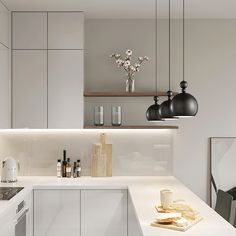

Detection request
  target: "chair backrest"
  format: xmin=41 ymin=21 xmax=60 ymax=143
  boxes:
xmin=234 ymin=207 xmax=236 ymax=228
xmin=215 ymin=189 xmax=233 ymax=222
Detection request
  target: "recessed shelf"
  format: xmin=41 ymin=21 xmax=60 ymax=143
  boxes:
xmin=84 ymin=125 xmax=178 ymax=129
xmin=84 ymin=91 xmax=178 ymax=97
xmin=84 ymin=92 xmax=179 ymax=130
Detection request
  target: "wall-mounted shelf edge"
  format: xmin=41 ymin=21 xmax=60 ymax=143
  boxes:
xmin=84 ymin=125 xmax=178 ymax=129
xmin=84 ymin=91 xmax=178 ymax=97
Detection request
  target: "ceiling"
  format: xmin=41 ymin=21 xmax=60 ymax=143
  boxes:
xmin=2 ymin=0 xmax=236 ymax=19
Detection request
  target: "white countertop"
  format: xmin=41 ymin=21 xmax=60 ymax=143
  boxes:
xmin=0 ymin=176 xmax=235 ymax=236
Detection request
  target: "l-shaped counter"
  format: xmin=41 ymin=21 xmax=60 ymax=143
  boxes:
xmin=0 ymin=176 xmax=235 ymax=236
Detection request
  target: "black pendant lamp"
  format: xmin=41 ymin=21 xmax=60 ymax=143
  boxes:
xmin=146 ymin=0 xmax=163 ymax=122
xmin=170 ymin=0 xmax=198 ymax=117
xmin=160 ymin=0 xmax=178 ymax=120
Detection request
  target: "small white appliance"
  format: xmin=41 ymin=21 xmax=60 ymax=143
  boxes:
xmin=1 ymin=157 xmax=19 ymax=183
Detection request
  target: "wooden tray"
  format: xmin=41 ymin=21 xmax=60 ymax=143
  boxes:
xmin=151 ymin=215 xmax=203 ymax=232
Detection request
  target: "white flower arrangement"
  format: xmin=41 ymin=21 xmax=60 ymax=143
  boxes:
xmin=110 ymin=49 xmax=149 ymax=80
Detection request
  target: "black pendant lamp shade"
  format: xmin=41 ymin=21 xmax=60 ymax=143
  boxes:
xmin=160 ymin=91 xmax=176 ymax=120
xmin=171 ymin=81 xmax=198 ymax=117
xmin=146 ymin=96 xmax=163 ymax=122
xmin=171 ymin=0 xmax=198 ymax=118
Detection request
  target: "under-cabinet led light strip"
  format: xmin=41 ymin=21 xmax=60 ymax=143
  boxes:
xmin=0 ymin=129 xmax=173 ymax=134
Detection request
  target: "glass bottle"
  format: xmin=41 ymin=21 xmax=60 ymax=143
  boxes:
xmin=56 ymin=159 xmax=62 ymax=178
xmin=76 ymin=160 xmax=82 ymax=177
xmin=62 ymin=150 xmax=67 ymax=177
xmin=66 ymin=158 xmax=72 ymax=178
xmin=73 ymin=162 xmax=77 ymax=178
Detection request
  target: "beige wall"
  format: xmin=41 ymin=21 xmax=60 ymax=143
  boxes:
xmin=173 ymin=19 xmax=236 ymax=203
xmin=84 ymin=19 xmax=181 ymax=126
xmin=85 ymin=18 xmax=236 ymax=203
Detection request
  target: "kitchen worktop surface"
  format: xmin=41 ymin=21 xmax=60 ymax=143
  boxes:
xmin=0 ymin=176 xmax=235 ymax=236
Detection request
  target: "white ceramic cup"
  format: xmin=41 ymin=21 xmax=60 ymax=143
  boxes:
xmin=160 ymin=189 xmax=173 ymax=209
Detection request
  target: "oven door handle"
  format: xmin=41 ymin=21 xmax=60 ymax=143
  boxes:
xmin=13 ymin=207 xmax=29 ymax=224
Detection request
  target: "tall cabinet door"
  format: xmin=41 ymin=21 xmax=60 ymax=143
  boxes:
xmin=0 ymin=1 xmax=10 ymax=129
xmin=81 ymin=190 xmax=128 ymax=236
xmin=34 ymin=190 xmax=80 ymax=236
xmin=12 ymin=50 xmax=47 ymax=128
xmin=0 ymin=44 xmax=10 ymax=128
xmin=12 ymin=12 xmax=47 ymax=128
xmin=48 ymin=12 xmax=84 ymax=49
xmin=0 ymin=2 xmax=9 ymax=48
xmin=12 ymin=12 xmax=47 ymax=49
xmin=48 ymin=50 xmax=84 ymax=128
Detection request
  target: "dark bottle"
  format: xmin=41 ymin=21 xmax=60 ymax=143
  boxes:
xmin=73 ymin=162 xmax=77 ymax=178
xmin=62 ymin=150 xmax=67 ymax=177
xmin=76 ymin=160 xmax=82 ymax=177
xmin=66 ymin=158 xmax=72 ymax=178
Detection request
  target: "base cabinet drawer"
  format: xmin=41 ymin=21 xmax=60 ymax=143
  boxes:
xmin=34 ymin=190 xmax=80 ymax=236
xmin=81 ymin=189 xmax=127 ymax=236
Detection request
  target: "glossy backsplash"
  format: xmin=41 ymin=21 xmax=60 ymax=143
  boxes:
xmin=0 ymin=129 xmax=174 ymax=176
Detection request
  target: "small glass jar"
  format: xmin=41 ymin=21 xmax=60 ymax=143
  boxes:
xmin=111 ymin=106 xmax=122 ymax=126
xmin=94 ymin=106 xmax=104 ymax=126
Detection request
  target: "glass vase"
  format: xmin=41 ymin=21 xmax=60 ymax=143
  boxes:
xmin=125 ymin=78 xmax=135 ymax=93
xmin=111 ymin=106 xmax=122 ymax=126
xmin=94 ymin=106 xmax=104 ymax=126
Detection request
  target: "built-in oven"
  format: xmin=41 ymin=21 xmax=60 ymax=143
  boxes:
xmin=14 ymin=201 xmax=29 ymax=236
xmin=0 ymin=188 xmax=31 ymax=236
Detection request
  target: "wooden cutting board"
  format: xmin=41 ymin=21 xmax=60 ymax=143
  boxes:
xmin=105 ymin=143 xmax=112 ymax=176
xmin=151 ymin=215 xmax=203 ymax=232
xmin=91 ymin=133 xmax=112 ymax=177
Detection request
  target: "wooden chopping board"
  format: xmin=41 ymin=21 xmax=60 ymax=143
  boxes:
xmin=91 ymin=133 xmax=112 ymax=177
xmin=151 ymin=215 xmax=203 ymax=232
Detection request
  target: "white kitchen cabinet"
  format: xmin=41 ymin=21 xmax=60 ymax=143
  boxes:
xmin=48 ymin=50 xmax=84 ymax=128
xmin=128 ymin=193 xmax=143 ymax=236
xmin=11 ymin=11 xmax=84 ymax=129
xmin=27 ymin=190 xmax=34 ymax=236
xmin=0 ymin=44 xmax=10 ymax=128
xmin=34 ymin=190 xmax=80 ymax=236
xmin=81 ymin=189 xmax=127 ymax=236
xmin=0 ymin=2 xmax=9 ymax=48
xmin=12 ymin=50 xmax=47 ymax=128
xmin=48 ymin=12 xmax=84 ymax=49
xmin=0 ymin=191 xmax=32 ymax=236
xmin=0 ymin=2 xmax=10 ymax=129
xmin=0 ymin=221 xmax=15 ymax=236
xmin=12 ymin=12 xmax=47 ymax=49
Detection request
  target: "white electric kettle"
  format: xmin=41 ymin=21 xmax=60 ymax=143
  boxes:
xmin=1 ymin=157 xmax=19 ymax=183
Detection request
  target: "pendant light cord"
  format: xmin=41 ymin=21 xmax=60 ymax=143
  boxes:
xmin=155 ymin=0 xmax=158 ymax=96
xmin=183 ymin=0 xmax=185 ymax=82
xmin=168 ymin=0 xmax=171 ymax=91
